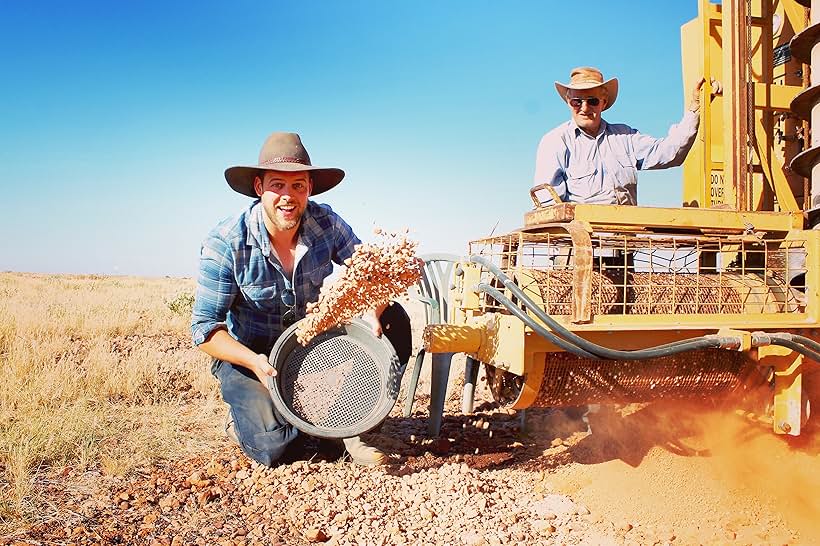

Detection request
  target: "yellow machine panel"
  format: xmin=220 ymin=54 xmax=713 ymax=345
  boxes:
xmin=681 ymin=0 xmax=807 ymax=212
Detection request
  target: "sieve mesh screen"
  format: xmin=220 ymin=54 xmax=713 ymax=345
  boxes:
xmin=280 ymin=334 xmax=382 ymax=428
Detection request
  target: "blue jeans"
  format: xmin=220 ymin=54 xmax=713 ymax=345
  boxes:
xmin=211 ymin=302 xmax=412 ymax=466
xmin=211 ymin=358 xmax=300 ymax=466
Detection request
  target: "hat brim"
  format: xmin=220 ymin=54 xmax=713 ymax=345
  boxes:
xmin=554 ymin=77 xmax=619 ymax=110
xmin=224 ymin=163 xmax=345 ymax=198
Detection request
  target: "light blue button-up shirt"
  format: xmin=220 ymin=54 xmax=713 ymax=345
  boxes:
xmin=532 ymin=111 xmax=699 ymax=205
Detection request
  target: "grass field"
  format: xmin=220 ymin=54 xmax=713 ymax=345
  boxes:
xmin=0 ymin=272 xmax=222 ymax=532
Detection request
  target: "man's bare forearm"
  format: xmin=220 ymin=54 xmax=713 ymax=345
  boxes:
xmin=199 ymin=328 xmax=275 ymax=380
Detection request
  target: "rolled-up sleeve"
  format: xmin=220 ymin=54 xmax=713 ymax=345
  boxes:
xmin=533 ymin=129 xmax=569 ymax=205
xmin=632 ymin=111 xmax=700 ymax=170
xmin=191 ymin=235 xmax=237 ymax=346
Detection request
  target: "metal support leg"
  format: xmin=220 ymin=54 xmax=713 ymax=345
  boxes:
xmin=774 ymin=362 xmax=804 ymax=436
xmin=428 ymin=352 xmax=454 ymax=436
xmin=761 ymin=346 xmax=805 ymax=436
xmin=402 ymin=349 xmax=426 ymax=417
xmin=461 ymin=357 xmax=480 ymax=414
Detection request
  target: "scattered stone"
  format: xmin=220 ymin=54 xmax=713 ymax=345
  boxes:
xmin=618 ymin=522 xmax=633 ymax=533
xmin=532 ymin=520 xmax=557 ymax=536
xmin=304 ymin=528 xmax=329 ymax=542
xmin=531 ymin=494 xmax=576 ymax=518
xmin=460 ymin=531 xmax=486 ymax=546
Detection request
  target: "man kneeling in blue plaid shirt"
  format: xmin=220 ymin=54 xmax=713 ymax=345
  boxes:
xmin=191 ymin=132 xmax=400 ymax=466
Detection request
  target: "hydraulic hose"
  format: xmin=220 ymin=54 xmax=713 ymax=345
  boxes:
xmin=477 ymin=284 xmax=597 ymax=359
xmin=777 ymin=333 xmax=820 ymax=356
xmin=470 ymin=254 xmax=743 ymax=360
xmin=478 ymin=283 xmax=739 ymax=360
xmin=770 ymin=339 xmax=820 ymax=362
xmin=752 ymin=332 xmax=820 ymax=363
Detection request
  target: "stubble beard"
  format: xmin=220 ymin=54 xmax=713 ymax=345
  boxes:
xmin=261 ymin=199 xmax=305 ymax=233
xmin=273 ymin=204 xmax=303 ymax=231
xmin=276 ymin=217 xmax=300 ymax=231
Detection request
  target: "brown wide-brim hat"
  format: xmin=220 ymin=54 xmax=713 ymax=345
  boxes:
xmin=554 ymin=66 xmax=619 ymax=111
xmin=224 ymin=132 xmax=345 ymax=198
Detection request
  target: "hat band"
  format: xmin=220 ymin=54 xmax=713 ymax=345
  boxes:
xmin=261 ymin=156 xmax=309 ymax=166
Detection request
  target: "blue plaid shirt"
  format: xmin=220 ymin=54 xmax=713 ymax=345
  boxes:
xmin=191 ymin=200 xmax=360 ymax=355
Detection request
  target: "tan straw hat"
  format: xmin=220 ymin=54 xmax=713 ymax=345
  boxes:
xmin=224 ymin=132 xmax=345 ymax=198
xmin=554 ymin=66 xmax=619 ymax=110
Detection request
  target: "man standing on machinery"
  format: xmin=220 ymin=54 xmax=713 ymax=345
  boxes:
xmin=531 ymin=67 xmax=719 ymax=429
xmin=532 ymin=66 xmax=719 ymax=206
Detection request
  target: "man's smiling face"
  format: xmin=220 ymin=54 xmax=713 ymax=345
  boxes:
xmin=254 ymin=170 xmax=312 ymax=232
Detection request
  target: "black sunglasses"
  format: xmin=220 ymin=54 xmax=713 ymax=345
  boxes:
xmin=569 ymin=97 xmax=601 ymax=108
xmin=281 ymin=287 xmax=296 ymax=328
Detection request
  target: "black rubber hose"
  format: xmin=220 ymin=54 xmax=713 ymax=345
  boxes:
xmin=471 ymin=255 xmax=742 ymax=360
xmin=777 ymin=333 xmax=820 ymax=356
xmin=752 ymin=331 xmax=820 ymax=359
xmin=478 ymin=283 xmax=739 ymax=360
xmin=770 ymin=339 xmax=820 ymax=363
xmin=476 ymin=284 xmax=598 ymax=359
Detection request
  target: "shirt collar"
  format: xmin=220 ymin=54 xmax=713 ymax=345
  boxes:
xmin=246 ymin=201 xmax=269 ymax=256
xmin=246 ymin=200 xmax=321 ymax=257
xmin=571 ymin=118 xmax=609 ymax=139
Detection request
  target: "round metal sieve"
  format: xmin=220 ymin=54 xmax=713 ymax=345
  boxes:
xmin=267 ymin=318 xmax=404 ymax=439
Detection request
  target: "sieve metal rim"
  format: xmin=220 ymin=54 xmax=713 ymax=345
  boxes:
xmin=267 ymin=318 xmax=401 ymax=439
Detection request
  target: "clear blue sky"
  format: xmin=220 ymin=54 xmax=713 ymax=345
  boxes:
xmin=0 ymin=1 xmax=702 ymax=277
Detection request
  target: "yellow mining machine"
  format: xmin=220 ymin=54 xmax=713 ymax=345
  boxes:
xmin=422 ymin=0 xmax=820 ymax=437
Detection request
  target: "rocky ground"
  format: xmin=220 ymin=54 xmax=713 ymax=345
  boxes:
xmin=3 ymin=373 xmax=818 ymax=546
xmin=2 ymin=288 xmax=819 ymax=546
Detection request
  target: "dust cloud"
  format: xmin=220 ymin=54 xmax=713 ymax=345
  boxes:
xmin=701 ymin=407 xmax=820 ymax=542
xmin=549 ymin=399 xmax=820 ymax=543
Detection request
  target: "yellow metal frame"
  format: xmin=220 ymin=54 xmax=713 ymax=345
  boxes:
xmin=759 ymin=344 xmax=805 ymax=435
xmin=682 ymin=0 xmax=807 ymax=212
xmin=523 ymin=202 xmax=803 ymax=234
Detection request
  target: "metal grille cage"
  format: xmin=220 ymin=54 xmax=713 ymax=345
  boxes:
xmin=268 ymin=319 xmax=403 ymax=439
xmin=469 ymin=230 xmax=805 ymax=317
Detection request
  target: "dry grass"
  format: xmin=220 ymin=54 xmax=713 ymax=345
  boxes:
xmin=0 ymin=272 xmax=221 ymax=532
